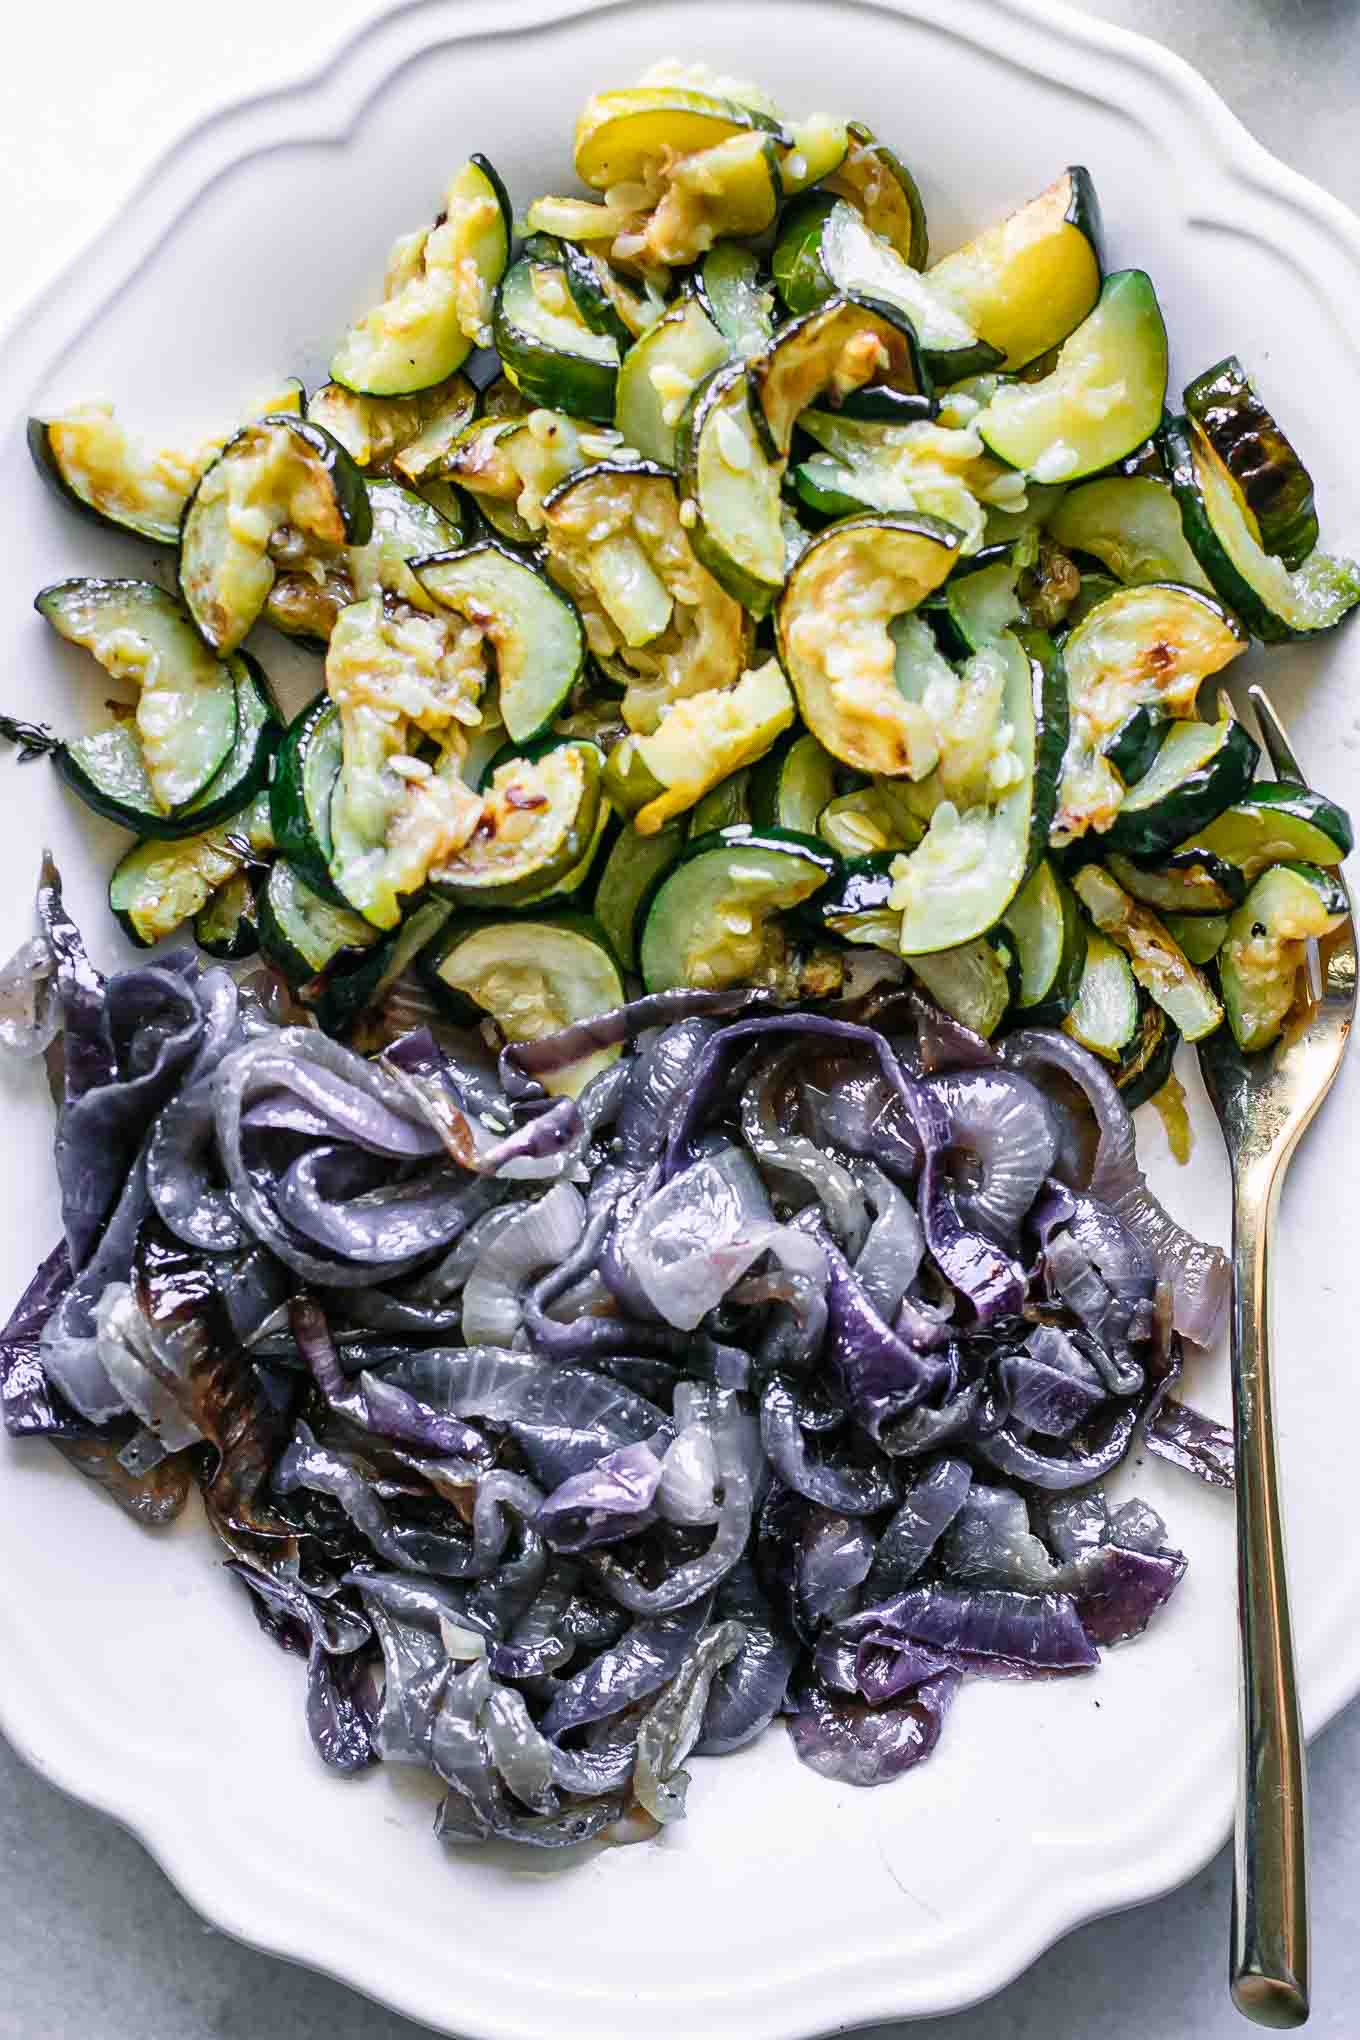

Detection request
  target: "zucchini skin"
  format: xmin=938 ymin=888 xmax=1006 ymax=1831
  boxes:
xmin=1103 ymin=717 xmax=1261 ymax=858
xmin=27 ymin=417 xmax=167 ymax=544
xmin=1064 ymin=165 xmax=1106 ymax=271
xmin=269 ymin=696 xmax=350 ymax=906
xmin=1013 ymin=624 xmax=1069 ymax=888
xmin=1183 ymin=354 xmax=1317 ymax=570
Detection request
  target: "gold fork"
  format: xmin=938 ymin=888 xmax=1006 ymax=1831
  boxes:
xmin=1196 ymin=684 xmax=1357 ymax=2028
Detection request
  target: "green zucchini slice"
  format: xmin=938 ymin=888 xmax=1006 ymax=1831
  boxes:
xmin=602 ymin=659 xmax=794 ymax=835
xmin=27 ymin=380 xmax=303 ymax=546
xmin=976 ymin=270 xmax=1167 ymax=483
xmin=573 ymin=86 xmax=786 ymax=192
xmin=817 ymin=782 xmax=924 ymax=860
xmin=1104 ymin=848 xmax=1245 ymax=915
xmin=750 ymin=729 xmax=838 ymax=835
xmin=424 ymin=914 xmax=625 ymax=1097
xmin=1183 ymin=355 xmax=1318 ymax=569
xmin=593 ymin=820 xmax=686 ymax=971
xmin=1002 ymin=858 xmax=1085 ymax=1019
xmin=1162 ymin=912 xmax=1228 ymax=966
xmin=311 ymin=896 xmax=452 ymax=1040
xmin=331 ymin=155 xmax=511 ymax=397
xmin=1062 ymin=928 xmax=1139 ymax=1060
xmin=1114 ymin=998 xmax=1181 ymax=1110
xmin=109 ymin=793 xmax=273 ymax=948
xmin=265 ymin=477 xmax=464 ymax=645
xmin=1054 ymin=581 xmax=1247 ymax=840
xmin=414 ymin=542 xmax=585 ymax=743
xmin=258 ymin=859 xmax=380 ymax=985
xmin=805 ymin=853 xmax=902 ymax=954
xmin=689 ymin=770 xmax=754 ymax=836
xmin=179 ymin=416 xmax=371 ymax=654
xmin=749 ymin=295 xmax=932 ymax=458
xmin=926 ymin=168 xmax=1102 ymax=371
xmin=37 ymin=577 xmax=242 ymax=818
xmin=541 ymin=462 xmax=747 ymax=735
xmin=1072 ymin=863 xmax=1223 ymax=1041
xmin=1219 ymin=861 xmax=1348 ymax=1052
xmin=678 ymin=362 xmax=786 ymax=614
xmin=1164 ymin=415 xmax=1360 ymax=642
xmin=909 ymin=936 xmax=1014 ymax=1037
xmin=306 ymin=373 xmax=478 ymax=479
xmin=613 ymin=294 xmax=731 ymax=466
xmin=555 ymin=239 xmax=666 ymax=349
xmin=639 ymin=825 xmax=834 ymax=993
xmin=773 ymin=195 xmax=1001 ymax=383
xmin=790 ymin=409 xmax=1016 ymax=551
xmin=823 ymin=122 xmax=928 ymax=268
xmin=494 ymin=253 xmax=621 ymax=424
xmin=430 ymin=742 xmax=602 ymax=906
xmin=270 ymin=695 xmax=347 ymax=902
xmin=1178 ymin=781 xmax=1352 ymax=881
xmin=696 ymin=244 xmax=777 ymax=359
xmin=939 ymin=554 xmax=1024 ymax=655
xmin=775 ymin=511 xmax=963 ymax=775
xmin=1103 ymin=708 xmax=1260 ymax=858
xmin=1046 ymin=477 xmax=1212 ymax=592
xmin=888 ymin=627 xmax=1065 ymax=954
xmin=193 ymin=868 xmax=261 ymax=961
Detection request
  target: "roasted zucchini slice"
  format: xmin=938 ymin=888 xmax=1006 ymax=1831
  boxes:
xmin=1046 ymin=477 xmax=1212 ymax=592
xmin=602 ymin=658 xmax=794 ymax=834
xmin=790 ymin=409 xmax=1023 ymax=553
xmin=1062 ymin=928 xmax=1139 ymax=1060
xmin=1183 ymin=354 xmax=1318 ymax=569
xmin=749 ymin=295 xmax=932 ymax=457
xmin=258 ymin=859 xmax=380 ymax=986
xmin=1103 ymin=848 xmax=1245 ymax=915
xmin=1219 ymin=861 xmax=1348 ymax=1052
xmin=773 ymin=195 xmax=1002 ymax=383
xmin=801 ymin=853 xmax=902 ymax=955
xmin=639 ymin=825 xmax=834 ymax=993
xmin=909 ymin=935 xmax=1015 ymax=1037
xmin=750 ymin=729 xmax=838 ymax=835
xmin=27 ymin=380 xmax=303 ymax=545
xmin=1162 ymin=912 xmax=1229 ymax=967
xmin=1072 ymin=863 xmax=1223 ymax=1042
xmin=264 ymin=477 xmax=464 ymax=645
xmin=179 ymin=416 xmax=371 ymax=654
xmin=109 ymin=793 xmax=273 ymax=948
xmin=1002 ymin=857 xmax=1085 ymax=1020
xmin=593 ymin=820 xmax=686 ymax=972
xmin=976 ymin=270 xmax=1167 ymax=483
xmin=414 ymin=542 xmax=585 ymax=744
xmin=1164 ymin=415 xmax=1360 ymax=642
xmin=887 ymin=627 xmax=1066 ymax=954
xmin=573 ymin=86 xmax=786 ymax=190
xmin=822 ymin=121 xmax=928 ymax=269
xmin=1103 ymin=706 xmax=1261 ymax=859
xmin=310 ymin=896 xmax=452 ymax=1040
xmin=1114 ymin=997 xmax=1181 ymax=1110
xmin=331 ymin=155 xmax=511 ymax=397
xmin=306 ymin=373 xmax=477 ymax=478
xmin=423 ymin=913 xmax=625 ymax=1097
xmin=269 ymin=695 xmax=348 ymax=902
xmin=775 ymin=511 xmax=963 ymax=775
xmin=1053 ymin=582 xmax=1247 ymax=840
xmin=677 ymin=361 xmax=787 ymax=614
xmin=926 ymin=167 xmax=1103 ymax=372
xmin=817 ymin=780 xmax=925 ymax=859
xmin=695 ymin=244 xmax=777 ymax=358
xmin=1177 ymin=781 xmax=1352 ymax=882
xmin=613 ymin=293 xmax=732 ymax=466
xmin=541 ymin=462 xmax=747 ymax=735
xmin=494 ymin=252 xmax=621 ymax=424
xmin=36 ymin=577 xmax=250 ymax=825
xmin=430 ymin=742 xmax=602 ymax=907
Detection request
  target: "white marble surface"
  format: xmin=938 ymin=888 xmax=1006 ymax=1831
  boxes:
xmin=3 ymin=3 xmax=1359 ymax=2035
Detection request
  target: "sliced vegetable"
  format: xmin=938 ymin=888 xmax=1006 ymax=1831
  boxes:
xmin=926 ymin=168 xmax=1102 ymax=371
xmin=773 ymin=195 xmax=1001 ymax=382
xmin=1163 ymin=912 xmax=1228 ymax=966
xmin=431 ymin=742 xmax=602 ymax=906
xmin=1054 ymin=582 xmax=1247 ymax=840
xmin=306 ymin=374 xmax=478 ymax=478
xmin=1103 ymin=708 xmax=1260 ymax=858
xmin=1046 ymin=477 xmax=1212 ymax=592
xmin=909 ymin=936 xmax=1013 ymax=1037
xmin=889 ymin=627 xmax=1066 ymax=953
xmin=311 ymin=896 xmax=453 ymax=1039
xmin=109 ymin=793 xmax=272 ymax=947
xmin=1183 ymin=355 xmax=1318 ymax=569
xmin=1104 ymin=849 xmax=1245 ymax=915
xmin=1114 ymin=998 xmax=1180 ymax=1111
xmin=1164 ymin=415 xmax=1360 ymax=642
xmin=1178 ymin=782 xmax=1353 ymax=882
xmin=1219 ymin=861 xmax=1348 ymax=1051
xmin=573 ymin=87 xmax=786 ymax=193
xmin=604 ymin=660 xmax=794 ymax=834
xmin=819 ymin=121 xmax=927 ymax=266
xmin=805 ymin=853 xmax=902 ymax=953
xmin=258 ymin=859 xmax=380 ymax=985
xmin=424 ymin=914 xmax=625 ymax=1096
xmin=1072 ymin=864 xmax=1223 ymax=1042
xmin=750 ymin=729 xmax=838 ymax=835
xmin=638 ymin=826 xmax=834 ymax=992
xmin=613 ymin=294 xmax=730 ymax=466
xmin=791 ymin=410 xmax=1020 ymax=550
xmin=1002 ymin=859 xmax=1085 ymax=1019
xmin=179 ymin=416 xmax=371 ymax=655
xmin=593 ymin=820 xmax=685 ymax=971
xmin=1062 ymin=928 xmax=1139 ymax=1060
xmin=816 ymin=780 xmax=925 ymax=859
xmin=36 ymin=578 xmax=242 ymax=820
xmin=264 ymin=477 xmax=464 ymax=644
xmin=494 ymin=253 xmax=621 ymax=423
xmin=977 ymin=271 xmax=1167 ymax=483
xmin=269 ymin=695 xmax=346 ymax=902
xmin=689 ymin=770 xmax=753 ymax=836
xmin=775 ymin=512 xmax=962 ymax=774
xmin=193 ymin=869 xmax=261 ymax=961
xmin=678 ymin=362 xmax=786 ymax=614
xmin=749 ymin=296 xmax=931 ymax=457
xmin=331 ymin=155 xmax=511 ymax=396
xmin=695 ymin=244 xmax=777 ymax=358
xmin=414 ymin=542 xmax=585 ymax=743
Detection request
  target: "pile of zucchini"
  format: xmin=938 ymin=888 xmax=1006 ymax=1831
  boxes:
xmin=23 ymin=67 xmax=1359 ymax=1088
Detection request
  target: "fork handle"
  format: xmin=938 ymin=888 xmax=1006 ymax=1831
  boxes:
xmin=1229 ymin=1164 xmax=1309 ymax=2028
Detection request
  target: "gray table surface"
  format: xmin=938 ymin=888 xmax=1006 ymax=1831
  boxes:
xmin=4 ymin=3 xmax=1360 ymax=2035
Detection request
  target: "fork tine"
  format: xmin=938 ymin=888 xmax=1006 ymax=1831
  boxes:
xmin=1248 ymin=684 xmax=1304 ymax=783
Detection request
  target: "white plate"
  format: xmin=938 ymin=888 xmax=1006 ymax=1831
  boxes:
xmin=2 ymin=3 xmax=1359 ymax=2034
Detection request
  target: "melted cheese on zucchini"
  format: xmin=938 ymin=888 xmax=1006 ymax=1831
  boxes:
xmin=449 ymin=411 xmax=626 ymax=533
xmin=630 ymin=659 xmax=795 ymax=832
